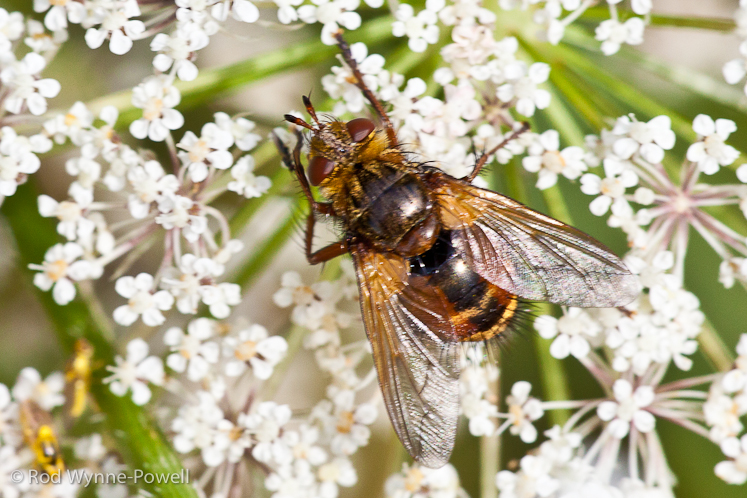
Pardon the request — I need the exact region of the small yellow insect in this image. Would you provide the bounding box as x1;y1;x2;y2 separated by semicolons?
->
19;400;65;477
65;338;94;418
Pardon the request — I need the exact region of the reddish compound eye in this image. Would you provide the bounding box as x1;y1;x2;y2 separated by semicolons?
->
308;155;336;186
346;118;375;143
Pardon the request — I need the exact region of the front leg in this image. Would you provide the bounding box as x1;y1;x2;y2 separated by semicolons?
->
272;129;326;212
305;210;349;265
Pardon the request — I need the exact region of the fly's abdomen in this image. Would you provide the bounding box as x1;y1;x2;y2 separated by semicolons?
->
409;231;518;342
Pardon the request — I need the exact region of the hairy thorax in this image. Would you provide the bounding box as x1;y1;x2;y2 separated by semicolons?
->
321;155;440;257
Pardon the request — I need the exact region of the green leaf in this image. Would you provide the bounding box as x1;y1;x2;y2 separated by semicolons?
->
1;182;198;498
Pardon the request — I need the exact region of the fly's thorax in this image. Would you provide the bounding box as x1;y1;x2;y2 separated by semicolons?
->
322;158;437;253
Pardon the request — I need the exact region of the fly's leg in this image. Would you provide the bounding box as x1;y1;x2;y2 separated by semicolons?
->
465;122;531;183
272;128;328;213
272;130;346;265
305;212;349;264
334;31;399;148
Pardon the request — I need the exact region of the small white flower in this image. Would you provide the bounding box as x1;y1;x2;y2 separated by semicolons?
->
0;127;43;196
278;425;327;465
265;459;316;497
611;114;676;164
298;0;362;45
496;61;551;117
0;9;24;53
386;463;463;498
127;160;180;219
43;101;94;146
228;155;272;198
151;27;208;82
33;0;85;32
156;194;208;243
213;112;261;151
113;273;175;327
129;76;184;142
164;319;220;382
715;435;747;485
273;0;304;24
85;6;145;55
535;308;600;359
723;41;747;92
522;130;587;189
0;52;60;115
104;339;164;405
506;381;544;443
496;454;559;498
392;0;442;53
597;379;656;438
201;282;241;319
177;122;234;182
37;195;90;241
222;324;288;379
28;242;91;305
240;402;292;463
329;399;377;456
686;115;740;174
595;17;645;56
580;158;638;216
232;0;260;23
12;367;65;411
704;388;746;443
316;457;357;498
161;254;221;314
631;0;652;15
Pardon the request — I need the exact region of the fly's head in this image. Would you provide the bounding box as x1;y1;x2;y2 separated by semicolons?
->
284;96;384;187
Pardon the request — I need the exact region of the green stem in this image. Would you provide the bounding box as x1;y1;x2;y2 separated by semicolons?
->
533;309;572;426
562;26;746;117
698;319;735;372
1;182;197;498
480;374;500;498
229;201;302;288
499;137;573;427
580;6;736;32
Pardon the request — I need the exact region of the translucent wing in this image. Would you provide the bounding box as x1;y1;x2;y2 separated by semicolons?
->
430;171;639;308
350;244;460;468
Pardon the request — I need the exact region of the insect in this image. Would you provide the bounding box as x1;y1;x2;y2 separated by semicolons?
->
273;32;639;468
65;338;94;418
20;399;65;477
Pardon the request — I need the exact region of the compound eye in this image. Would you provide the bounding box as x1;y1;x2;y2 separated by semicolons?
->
346;118;375;143
308;155;336;186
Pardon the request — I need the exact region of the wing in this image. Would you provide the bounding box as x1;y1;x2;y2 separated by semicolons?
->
429;171;639;308
350;243;460;468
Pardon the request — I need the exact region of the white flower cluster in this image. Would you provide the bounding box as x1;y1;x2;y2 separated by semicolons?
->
262;267;381;498
489;266;740;494
724;0;747;95
0;9;59;198
385;463;466;498
499;0;652;54
573;113;747;287
707;334;747;485
27;103;269;324
164;318;291;468
322;26;547;180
